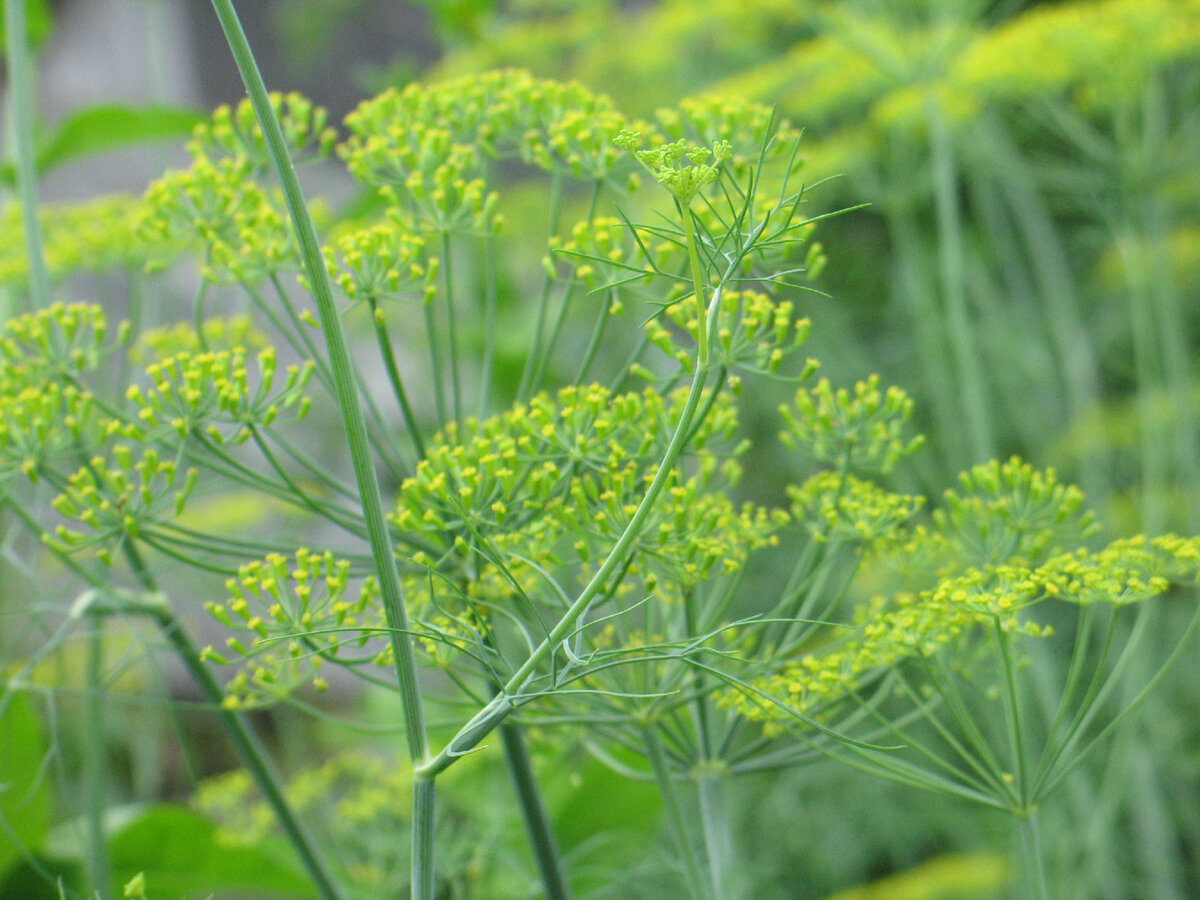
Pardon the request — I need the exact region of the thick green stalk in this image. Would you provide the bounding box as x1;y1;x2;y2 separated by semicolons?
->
643;727;711;900
84;619;111;900
500;723;574;900
411;777;436;900
1018;810;1050;900
208;5;434;896
208;0;427;759
4;0;50;310
696;772;730;900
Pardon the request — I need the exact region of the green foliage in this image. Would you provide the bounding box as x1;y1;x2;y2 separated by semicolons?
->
2;15;1198;900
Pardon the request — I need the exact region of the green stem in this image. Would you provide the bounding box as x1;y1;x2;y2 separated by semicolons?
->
995;622;1029;803
368;295;426;459
1018;809;1050;900
643;726;710;900
696;771;729;900
518;172;564;401
209;0;427;759
208;5;434;897
4;0;50;311
441;231;463;423
84;618;111;899
411;776;436;900
500;723;574;900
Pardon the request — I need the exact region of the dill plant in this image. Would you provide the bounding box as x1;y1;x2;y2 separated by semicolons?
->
0;5;1198;900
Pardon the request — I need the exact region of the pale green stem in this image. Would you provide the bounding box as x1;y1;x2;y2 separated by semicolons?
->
411;777;436;900
478;230;498;416
927;97;992;462
368;295;426;460
207;4;433;897
441;231;463;423
696;772;730;900
501;723;574;900
423;299;447;427
643;727;710;900
1018;809;1050;900
84;617;111;900
4;0;50;311
517;172;564;401
995;621;1030;801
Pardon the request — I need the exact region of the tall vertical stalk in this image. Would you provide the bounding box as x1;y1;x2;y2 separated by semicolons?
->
501;723;574;900
643;726;711;900
4;0;50;311
207;2;433;896
83;617;111;900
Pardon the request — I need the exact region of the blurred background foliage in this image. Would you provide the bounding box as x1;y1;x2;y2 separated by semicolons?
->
2;0;1200;898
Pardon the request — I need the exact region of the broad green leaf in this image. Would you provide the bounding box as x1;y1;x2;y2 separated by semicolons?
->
108;805;318;900
0;105;204;185
0;691;51;881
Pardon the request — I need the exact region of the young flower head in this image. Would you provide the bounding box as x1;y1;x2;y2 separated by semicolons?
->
614;129;733;204
120;346;313;445
202;549;383;709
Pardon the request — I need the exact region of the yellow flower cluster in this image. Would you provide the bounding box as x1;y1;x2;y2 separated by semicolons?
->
187;92;337;172
0;302;120;389
48;446;197;564
935;457;1098;568
730;460;1200;723
341;69;642;192
787;470;924;545
0;381;102;485
121;346;313;445
646;288;814;376
320;220;433;303
655;95;804;180
780;375;924;474
141;155;295;283
201;549;382;709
